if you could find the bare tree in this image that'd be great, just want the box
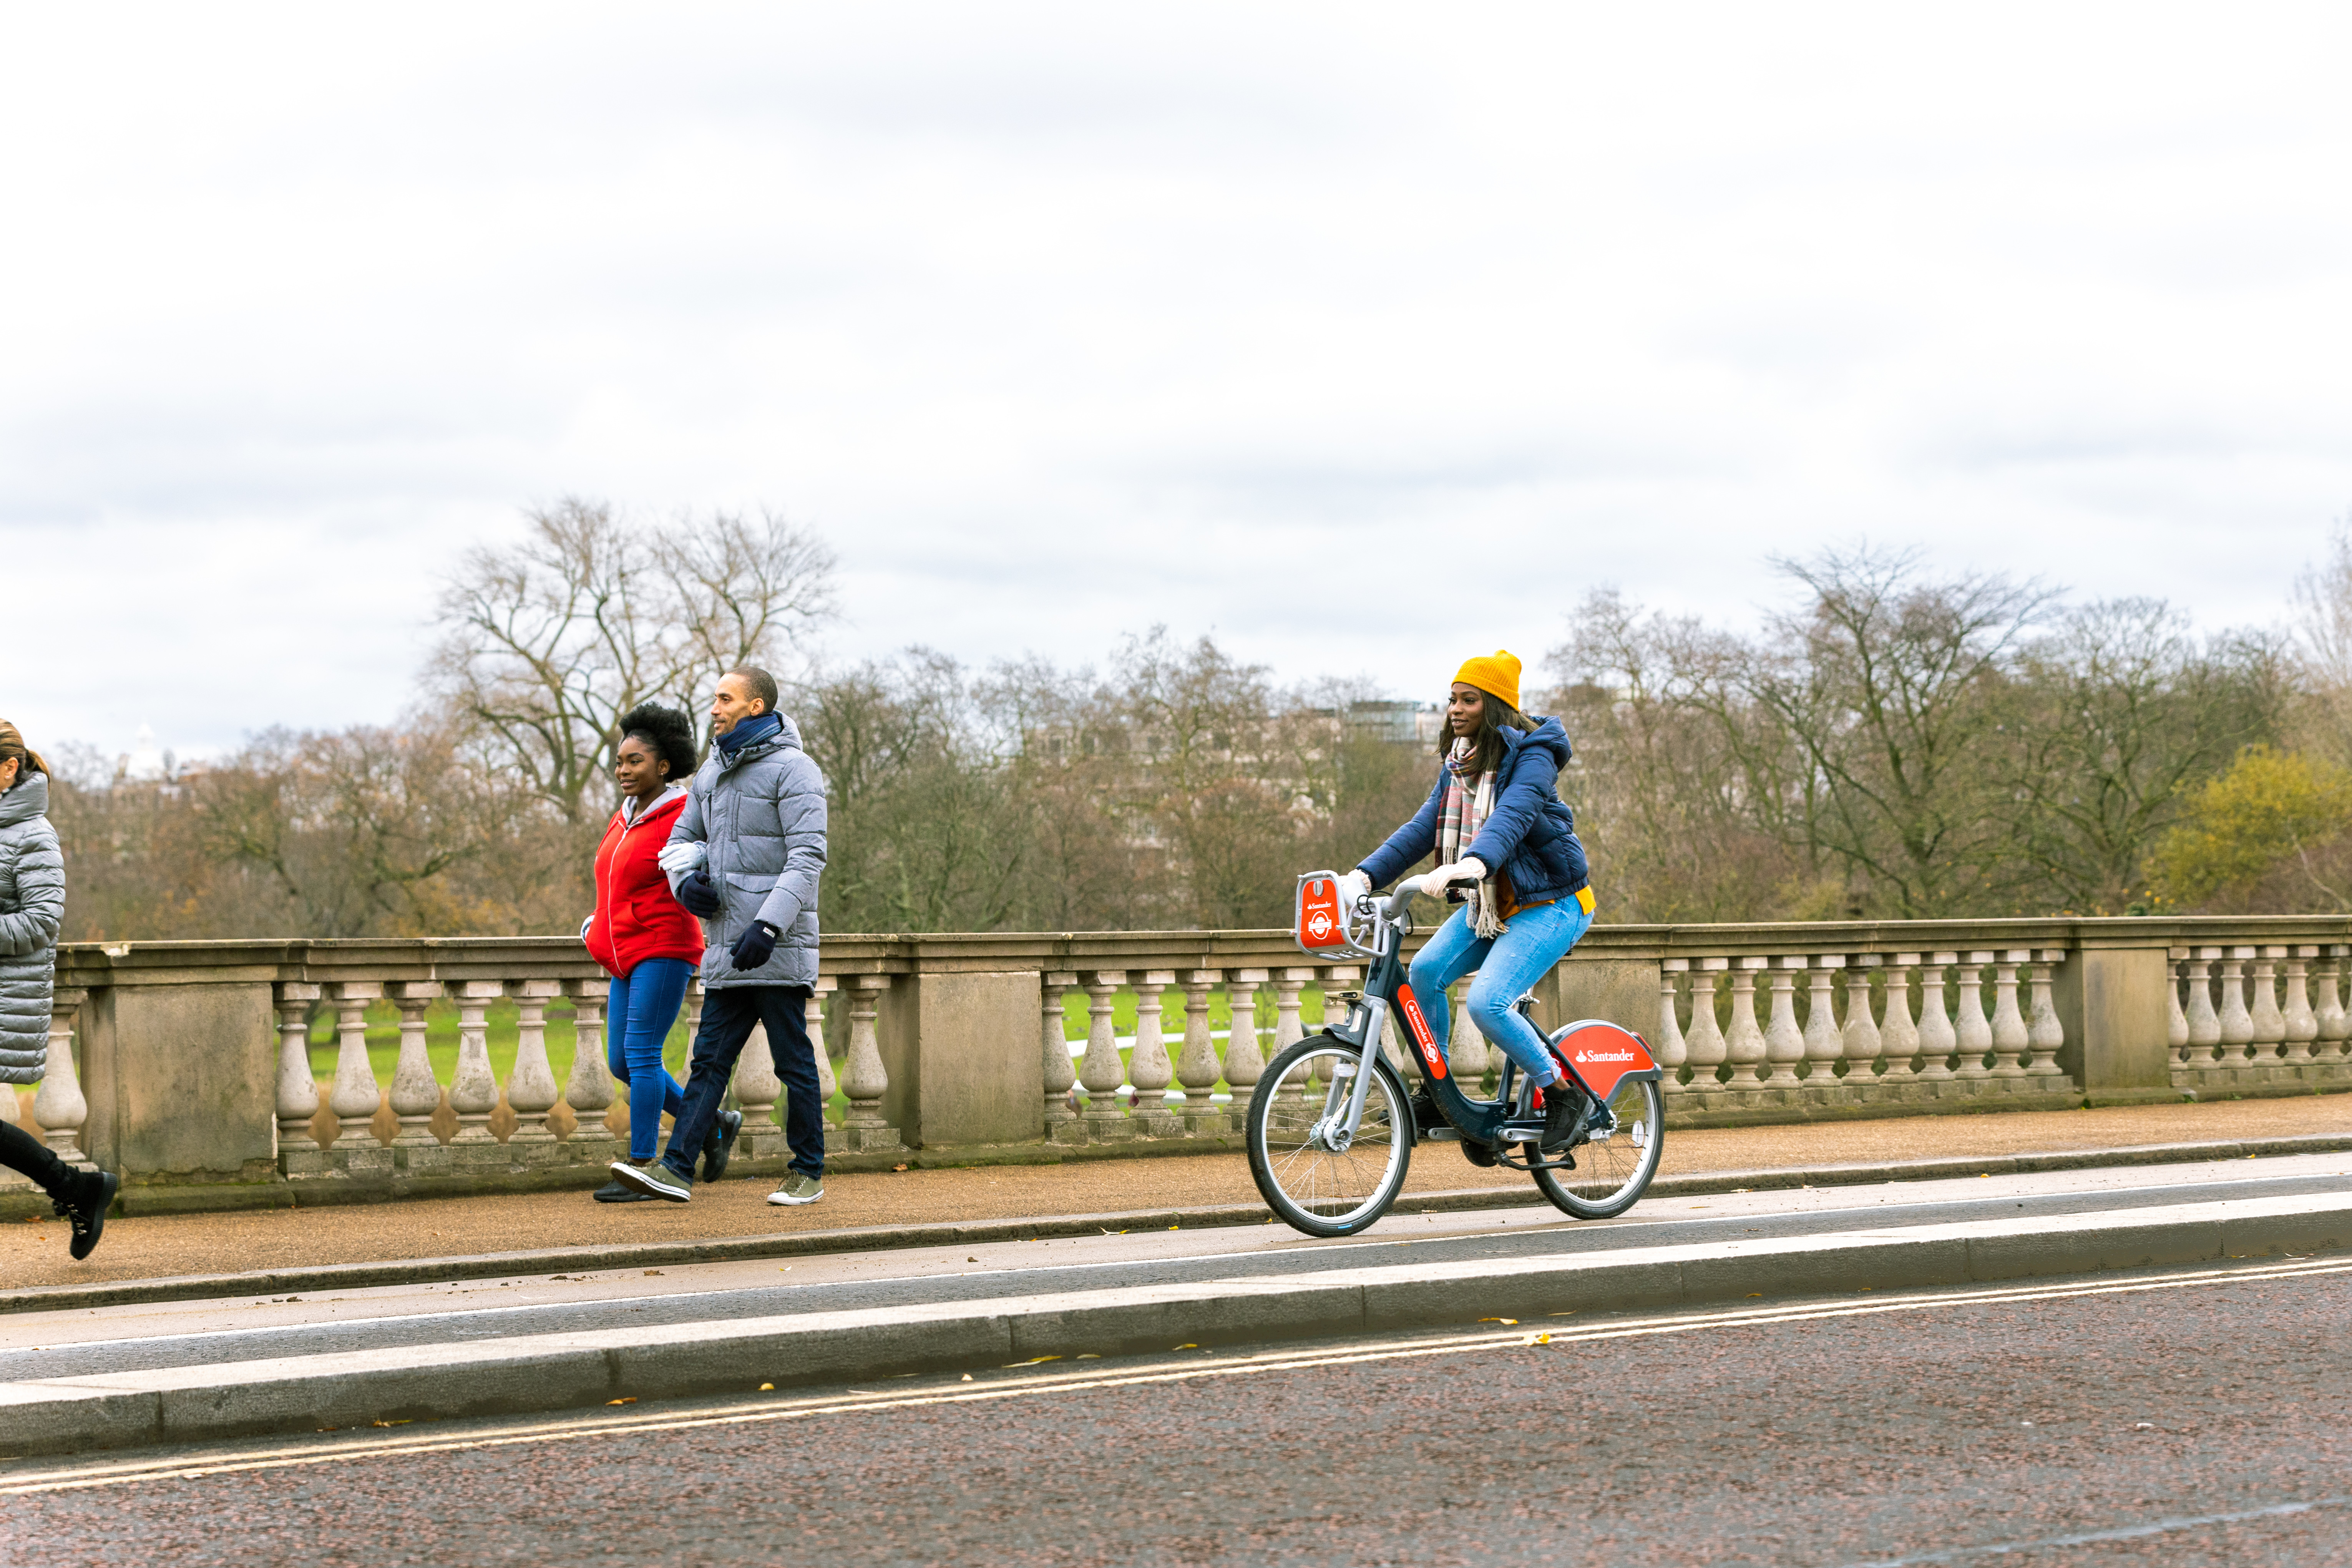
[430,498,835,823]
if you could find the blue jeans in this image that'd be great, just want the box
[662,984,824,1181]
[1408,899,1593,1087]
[608,958,693,1161]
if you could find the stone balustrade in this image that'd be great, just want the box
[10,914,2347,1210]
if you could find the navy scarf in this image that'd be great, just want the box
[714,711,783,759]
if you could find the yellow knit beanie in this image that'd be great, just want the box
[1453,650,1522,712]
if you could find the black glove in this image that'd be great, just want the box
[676,869,722,919]
[730,920,779,971]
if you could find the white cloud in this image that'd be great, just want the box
[4,2,2350,759]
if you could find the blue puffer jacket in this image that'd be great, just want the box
[1358,715,1589,909]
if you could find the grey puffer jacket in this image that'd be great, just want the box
[664,712,827,989]
[0,773,64,1084]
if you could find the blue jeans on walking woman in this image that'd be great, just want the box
[608,957,693,1161]
[1407,899,1594,1087]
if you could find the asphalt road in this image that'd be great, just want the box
[6,1252,2349,1566]
[7,1154,2347,1384]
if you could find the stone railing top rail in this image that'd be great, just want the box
[50,914,2352,989]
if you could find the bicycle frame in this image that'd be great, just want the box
[1293,870,1660,1157]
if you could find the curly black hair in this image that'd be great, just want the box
[618,701,700,784]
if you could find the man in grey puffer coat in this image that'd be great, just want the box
[609,667,829,1205]
[0,726,119,1259]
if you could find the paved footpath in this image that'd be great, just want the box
[3,1097,2350,1296]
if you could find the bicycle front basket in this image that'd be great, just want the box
[1294,871,1350,957]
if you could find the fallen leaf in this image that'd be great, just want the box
[1478,1317,1518,1326]
[893,1163,909,1172]
[758,1383,774,1391]
[608,1398,636,1406]
[1747,1293,1763,1298]
[968,1257,978,1263]
[961,1374,974,1382]
[644,1270,662,1277]
[1003,1356,1063,1367]
[1525,1332,1551,1346]
[1173,1344,1198,1351]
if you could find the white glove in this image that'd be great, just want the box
[579,914,593,941]
[1336,869,1371,906]
[656,840,708,876]
[1424,857,1487,896]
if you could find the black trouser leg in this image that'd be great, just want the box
[747,985,824,1178]
[0,1118,74,1196]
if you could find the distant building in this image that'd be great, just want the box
[1338,700,1443,747]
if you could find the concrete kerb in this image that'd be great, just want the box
[8,1132,2352,1319]
[5,1190,2347,1458]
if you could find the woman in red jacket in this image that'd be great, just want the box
[585,703,731,1203]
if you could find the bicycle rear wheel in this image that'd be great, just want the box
[1531,1076,1663,1220]
[1246,1034,1413,1238]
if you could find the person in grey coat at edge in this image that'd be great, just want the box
[0,719,119,1258]
[608,667,829,1206]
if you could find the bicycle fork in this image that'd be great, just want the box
[1311,997,1391,1152]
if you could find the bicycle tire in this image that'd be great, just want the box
[1530,1075,1664,1220]
[1246,1033,1413,1238]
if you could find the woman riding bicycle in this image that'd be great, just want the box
[1340,650,1594,1154]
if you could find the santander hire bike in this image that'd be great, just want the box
[1244,870,1666,1238]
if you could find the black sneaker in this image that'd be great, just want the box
[593,1179,655,1204]
[1539,1086,1584,1152]
[56,1170,120,1261]
[702,1109,744,1184]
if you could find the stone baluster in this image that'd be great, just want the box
[1271,969,1312,1056]
[2183,948,2221,1066]
[1223,970,1268,1094]
[34,987,92,1168]
[1175,971,1227,1131]
[1761,957,1804,1087]
[2283,948,2320,1065]
[1130,971,1177,1132]
[324,980,382,1145]
[274,981,324,1172]
[1655,959,1689,1086]
[2026,950,2068,1084]
[1952,952,1994,1082]
[1878,956,1920,1084]
[810,976,840,1105]
[388,981,448,1170]
[1988,951,2030,1081]
[1041,971,1079,1138]
[838,975,903,1150]
[1916,954,1959,1081]
[1724,957,1768,1084]
[447,980,505,1157]
[1079,971,1131,1137]
[733,1019,783,1161]
[1321,967,1362,1035]
[1841,956,1882,1089]
[561,979,618,1155]
[1682,958,1729,1091]
[1801,956,1842,1084]
[2247,947,2287,1065]
[2215,947,2255,1066]
[2317,948,2349,1060]
[1447,982,1489,1092]
[2165,950,2191,1069]
[504,979,563,1146]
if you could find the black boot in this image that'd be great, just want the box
[1539,1085,1584,1153]
[702,1109,744,1183]
[54,1169,120,1261]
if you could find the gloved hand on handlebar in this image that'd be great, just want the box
[1422,857,1487,898]
[1336,869,1371,906]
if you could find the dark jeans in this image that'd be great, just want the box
[662,984,823,1181]
[0,1118,72,1195]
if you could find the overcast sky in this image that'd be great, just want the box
[6,3,2351,762]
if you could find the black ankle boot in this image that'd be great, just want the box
[1539,1086,1583,1153]
[54,1169,120,1261]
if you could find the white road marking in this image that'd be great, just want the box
[5,1253,2346,1496]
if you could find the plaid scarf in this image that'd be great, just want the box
[1437,738,1505,938]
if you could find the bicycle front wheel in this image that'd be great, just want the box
[1245,1034,1413,1238]
[1532,1076,1664,1220]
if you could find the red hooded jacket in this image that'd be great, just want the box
[586,788,704,976]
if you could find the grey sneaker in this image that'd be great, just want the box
[767,1173,823,1206]
[609,1158,692,1203]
